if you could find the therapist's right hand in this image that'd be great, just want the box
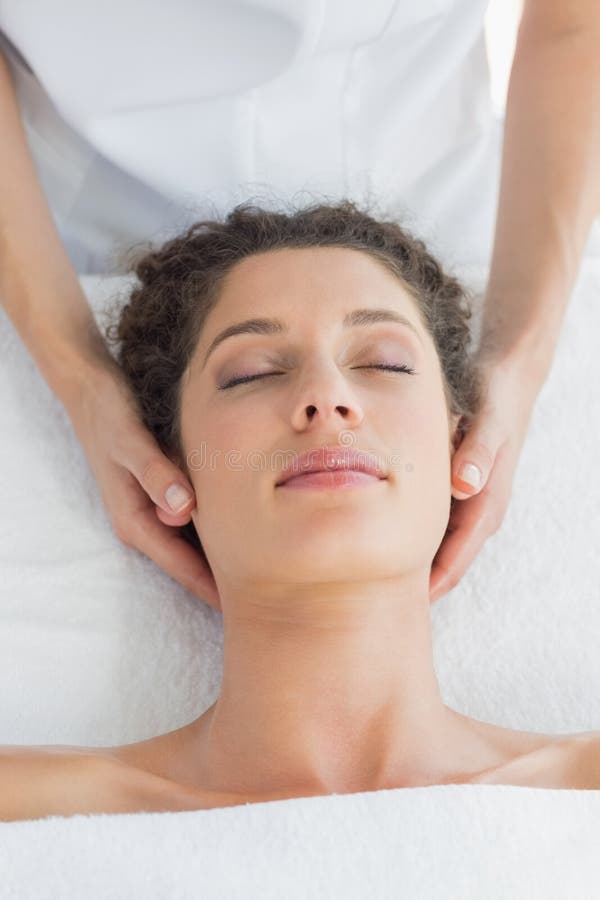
[67,357,222,611]
[429,353,541,604]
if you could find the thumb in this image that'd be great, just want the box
[451,437,495,501]
[133,449,196,517]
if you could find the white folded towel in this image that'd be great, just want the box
[1,783,599,899]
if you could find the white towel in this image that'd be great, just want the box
[1,785,599,900]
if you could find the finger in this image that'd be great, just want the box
[128,508,221,610]
[451,437,497,501]
[429,528,477,602]
[155,504,194,527]
[429,497,491,602]
[429,518,486,601]
[124,432,197,517]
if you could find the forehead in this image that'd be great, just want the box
[205,245,423,328]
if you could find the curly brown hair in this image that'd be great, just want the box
[103,198,485,555]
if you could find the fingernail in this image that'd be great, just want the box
[457,462,482,490]
[165,483,192,512]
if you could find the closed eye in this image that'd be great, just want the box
[356,363,416,375]
[219,363,416,390]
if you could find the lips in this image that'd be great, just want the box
[275,446,388,487]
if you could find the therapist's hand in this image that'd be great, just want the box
[65,357,221,611]
[429,354,541,604]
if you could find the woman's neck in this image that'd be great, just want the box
[185,574,470,795]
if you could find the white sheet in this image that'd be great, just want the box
[1,262,599,895]
[1,786,600,899]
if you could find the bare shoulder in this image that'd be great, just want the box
[0,744,140,822]
[561,730,600,790]
[0,742,231,822]
[471,729,600,790]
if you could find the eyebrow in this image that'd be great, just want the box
[202,307,424,368]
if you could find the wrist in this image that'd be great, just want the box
[475,334,553,402]
[476,313,559,392]
[32,314,117,414]
[1,279,112,406]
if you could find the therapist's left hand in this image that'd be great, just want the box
[429,353,542,604]
[64,354,222,611]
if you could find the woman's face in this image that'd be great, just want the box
[179,246,460,592]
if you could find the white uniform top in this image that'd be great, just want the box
[2,0,599,275]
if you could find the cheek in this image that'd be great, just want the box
[200,398,288,501]
[384,383,449,463]
[384,388,452,527]
[187,408,270,528]
[184,406,250,480]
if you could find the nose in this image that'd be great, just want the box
[289,359,364,431]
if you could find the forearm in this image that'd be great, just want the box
[480,22,600,385]
[0,51,111,408]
